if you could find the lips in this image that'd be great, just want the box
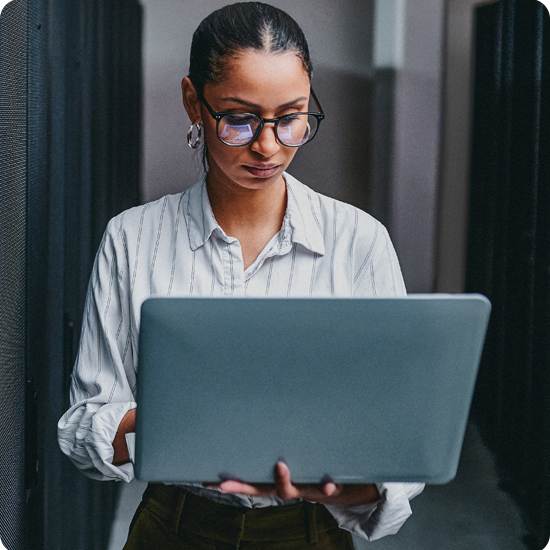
[243,164,281,178]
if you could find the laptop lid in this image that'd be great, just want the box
[135,295,490,484]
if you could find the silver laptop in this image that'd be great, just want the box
[134,295,490,484]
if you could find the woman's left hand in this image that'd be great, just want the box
[204,462,380,506]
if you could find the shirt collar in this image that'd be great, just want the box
[184,172,325,256]
[185,175,221,251]
[283,172,325,256]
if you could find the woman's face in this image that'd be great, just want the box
[185,49,311,192]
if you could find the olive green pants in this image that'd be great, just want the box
[123,484,356,550]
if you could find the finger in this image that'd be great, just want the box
[321,482,336,496]
[318,475,341,497]
[219,481,276,496]
[219,473,244,482]
[203,473,242,489]
[275,461,299,500]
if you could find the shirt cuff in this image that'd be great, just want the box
[125,432,136,463]
[323,482,424,541]
[86,401,137,483]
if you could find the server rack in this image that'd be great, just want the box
[0,1,142,548]
[466,1,550,549]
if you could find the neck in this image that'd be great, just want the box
[206,169,287,237]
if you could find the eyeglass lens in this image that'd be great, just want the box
[218,114,318,146]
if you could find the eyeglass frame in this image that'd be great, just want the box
[199,87,325,148]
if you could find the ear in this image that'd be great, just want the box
[181,77,202,124]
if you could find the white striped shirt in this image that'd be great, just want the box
[57,172,424,542]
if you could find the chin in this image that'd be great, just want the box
[208,155,288,191]
[233,167,286,189]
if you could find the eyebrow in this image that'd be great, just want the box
[220,96,309,109]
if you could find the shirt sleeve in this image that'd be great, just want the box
[57,216,137,482]
[327,220,425,540]
[353,222,407,298]
[323,482,425,541]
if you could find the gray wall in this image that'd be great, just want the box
[390,0,445,293]
[140,0,376,213]
[139,0,448,293]
[434,0,481,293]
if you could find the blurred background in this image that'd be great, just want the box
[0,0,549,549]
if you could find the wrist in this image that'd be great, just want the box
[112,408,136,466]
[321,483,381,506]
[351,483,380,506]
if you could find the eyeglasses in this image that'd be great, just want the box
[200,88,325,147]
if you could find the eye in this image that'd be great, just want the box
[224,114,257,125]
[281,114,301,122]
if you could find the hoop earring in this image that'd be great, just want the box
[187,123,202,149]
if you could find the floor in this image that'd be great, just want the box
[108,421,528,550]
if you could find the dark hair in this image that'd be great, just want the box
[188,2,313,171]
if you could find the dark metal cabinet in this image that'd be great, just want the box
[466,1,550,549]
[0,1,142,548]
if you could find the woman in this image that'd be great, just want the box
[58,3,424,548]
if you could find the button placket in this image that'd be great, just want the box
[221,237,245,296]
[243,217,293,284]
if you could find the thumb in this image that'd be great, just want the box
[275,460,296,499]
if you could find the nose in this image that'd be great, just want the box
[250,122,280,157]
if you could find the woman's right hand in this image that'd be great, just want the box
[112,408,136,466]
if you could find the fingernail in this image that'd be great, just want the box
[218,473,243,482]
[320,474,334,484]
[276,456,287,465]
